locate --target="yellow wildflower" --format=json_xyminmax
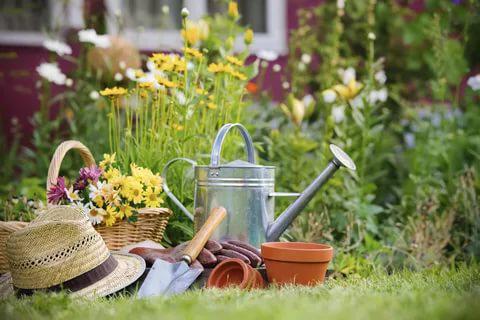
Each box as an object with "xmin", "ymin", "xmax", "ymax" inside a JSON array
[
  {"xmin": 208, "ymin": 94, "xmax": 214, "ymax": 101},
  {"xmin": 100, "ymin": 86, "xmax": 127, "ymax": 97},
  {"xmin": 228, "ymin": 1, "xmax": 239, "ymax": 19},
  {"xmin": 103, "ymin": 167, "xmax": 120, "ymax": 181},
  {"xmin": 121, "ymin": 176, "xmax": 144, "ymax": 204},
  {"xmin": 117, "ymin": 204, "xmax": 133, "ymax": 219},
  {"xmin": 196, "ymin": 88, "xmax": 207, "ymax": 95},
  {"xmin": 207, "ymin": 102, "xmax": 217, "ymax": 109},
  {"xmin": 139, "ymin": 82, "xmax": 154, "ymax": 90},
  {"xmin": 244, "ymin": 28, "xmax": 254, "ymax": 45},
  {"xmin": 181, "ymin": 20, "xmax": 209, "ymax": 45},
  {"xmin": 208, "ymin": 63, "xmax": 222, "ymax": 73},
  {"xmin": 232, "ymin": 71, "xmax": 247, "ymax": 80},
  {"xmin": 156, "ymin": 76, "xmax": 178, "ymax": 88},
  {"xmin": 93, "ymin": 194, "xmax": 104, "ymax": 208},
  {"xmin": 172, "ymin": 123, "xmax": 184, "ymax": 131},
  {"xmin": 332, "ymin": 79, "xmax": 363, "ymax": 101},
  {"xmin": 144, "ymin": 187, "xmax": 164, "ymax": 208},
  {"xmin": 226, "ymin": 56, "xmax": 243, "ymax": 67},
  {"xmin": 104, "ymin": 206, "xmax": 117, "ymax": 227},
  {"xmin": 184, "ymin": 47, "xmax": 203, "ymax": 59},
  {"xmin": 99, "ymin": 153, "xmax": 116, "ymax": 169}
]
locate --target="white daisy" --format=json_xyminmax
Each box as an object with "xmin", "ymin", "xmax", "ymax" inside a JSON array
[
  {"xmin": 43, "ymin": 39, "xmax": 72, "ymax": 56},
  {"xmin": 36, "ymin": 62, "xmax": 67, "ymax": 85}
]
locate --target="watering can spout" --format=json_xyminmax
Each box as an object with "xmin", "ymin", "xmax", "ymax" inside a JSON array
[{"xmin": 266, "ymin": 144, "xmax": 356, "ymax": 242}]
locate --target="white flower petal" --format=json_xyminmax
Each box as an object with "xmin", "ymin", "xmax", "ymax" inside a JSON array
[
  {"xmin": 43, "ymin": 39, "xmax": 72, "ymax": 56},
  {"xmin": 257, "ymin": 50, "xmax": 279, "ymax": 61},
  {"xmin": 36, "ymin": 62, "xmax": 67, "ymax": 85}
]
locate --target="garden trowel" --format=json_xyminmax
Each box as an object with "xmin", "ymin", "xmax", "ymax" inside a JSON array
[{"xmin": 137, "ymin": 207, "xmax": 227, "ymax": 297}]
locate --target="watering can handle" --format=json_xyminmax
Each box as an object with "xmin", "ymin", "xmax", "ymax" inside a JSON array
[
  {"xmin": 210, "ymin": 123, "xmax": 256, "ymax": 166},
  {"xmin": 161, "ymin": 157, "xmax": 197, "ymax": 221}
]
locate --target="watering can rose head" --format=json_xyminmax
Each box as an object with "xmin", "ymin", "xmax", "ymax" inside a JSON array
[{"xmin": 162, "ymin": 123, "xmax": 356, "ymax": 248}]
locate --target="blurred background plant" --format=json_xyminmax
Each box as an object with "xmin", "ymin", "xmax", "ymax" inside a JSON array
[
  {"xmin": 101, "ymin": 7, "xmax": 257, "ymax": 243},
  {"xmin": 249, "ymin": 0, "xmax": 480, "ymax": 274}
]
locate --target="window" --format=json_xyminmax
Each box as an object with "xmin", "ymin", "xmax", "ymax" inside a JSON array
[
  {"xmin": 0, "ymin": 0, "xmax": 83, "ymax": 46},
  {"xmin": 106, "ymin": 0, "xmax": 287, "ymax": 53}
]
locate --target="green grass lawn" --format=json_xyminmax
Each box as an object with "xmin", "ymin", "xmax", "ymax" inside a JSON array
[{"xmin": 1, "ymin": 264, "xmax": 479, "ymax": 320}]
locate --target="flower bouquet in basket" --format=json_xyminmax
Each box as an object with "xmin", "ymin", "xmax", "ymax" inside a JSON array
[{"xmin": 46, "ymin": 141, "xmax": 171, "ymax": 250}]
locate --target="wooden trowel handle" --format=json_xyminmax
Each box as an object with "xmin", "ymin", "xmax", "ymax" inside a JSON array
[{"xmin": 181, "ymin": 207, "xmax": 227, "ymax": 264}]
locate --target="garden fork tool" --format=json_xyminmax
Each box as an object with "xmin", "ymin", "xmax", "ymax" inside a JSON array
[{"xmin": 137, "ymin": 207, "xmax": 227, "ymax": 297}]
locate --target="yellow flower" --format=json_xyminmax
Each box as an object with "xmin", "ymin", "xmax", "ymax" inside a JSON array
[
  {"xmin": 207, "ymin": 102, "xmax": 217, "ymax": 109},
  {"xmin": 196, "ymin": 87, "xmax": 208, "ymax": 95},
  {"xmin": 332, "ymin": 79, "xmax": 363, "ymax": 101},
  {"xmin": 184, "ymin": 47, "xmax": 203, "ymax": 59},
  {"xmin": 104, "ymin": 206, "xmax": 117, "ymax": 227},
  {"xmin": 121, "ymin": 176, "xmax": 144, "ymax": 204},
  {"xmin": 244, "ymin": 28, "xmax": 254, "ymax": 45},
  {"xmin": 208, "ymin": 63, "xmax": 222, "ymax": 73},
  {"xmin": 181, "ymin": 19, "xmax": 209, "ymax": 45},
  {"xmin": 156, "ymin": 76, "xmax": 178, "ymax": 88},
  {"xmin": 226, "ymin": 56, "xmax": 243, "ymax": 67},
  {"xmin": 93, "ymin": 194, "xmax": 104, "ymax": 208},
  {"xmin": 228, "ymin": 1, "xmax": 239, "ymax": 19},
  {"xmin": 99, "ymin": 153, "xmax": 116, "ymax": 169},
  {"xmin": 139, "ymin": 82, "xmax": 154, "ymax": 90},
  {"xmin": 100, "ymin": 86, "xmax": 127, "ymax": 97},
  {"xmin": 117, "ymin": 204, "xmax": 133, "ymax": 219},
  {"xmin": 144, "ymin": 187, "xmax": 164, "ymax": 208},
  {"xmin": 172, "ymin": 123, "xmax": 184, "ymax": 131},
  {"xmin": 231, "ymin": 71, "xmax": 247, "ymax": 80}
]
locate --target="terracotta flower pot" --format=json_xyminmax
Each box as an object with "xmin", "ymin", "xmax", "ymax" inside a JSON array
[
  {"xmin": 261, "ymin": 242, "xmax": 333, "ymax": 286},
  {"xmin": 206, "ymin": 258, "xmax": 265, "ymax": 289}
]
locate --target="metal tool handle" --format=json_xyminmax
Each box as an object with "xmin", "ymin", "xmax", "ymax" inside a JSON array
[
  {"xmin": 162, "ymin": 157, "xmax": 197, "ymax": 221},
  {"xmin": 181, "ymin": 207, "xmax": 227, "ymax": 264},
  {"xmin": 210, "ymin": 123, "xmax": 256, "ymax": 166}
]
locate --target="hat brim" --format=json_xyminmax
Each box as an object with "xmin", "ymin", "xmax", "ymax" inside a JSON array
[{"xmin": 0, "ymin": 252, "xmax": 146, "ymax": 299}]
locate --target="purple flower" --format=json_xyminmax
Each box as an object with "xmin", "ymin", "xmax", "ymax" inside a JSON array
[
  {"xmin": 451, "ymin": 0, "xmax": 462, "ymax": 5},
  {"xmin": 47, "ymin": 177, "xmax": 68, "ymax": 204},
  {"xmin": 74, "ymin": 165, "xmax": 103, "ymax": 191}
]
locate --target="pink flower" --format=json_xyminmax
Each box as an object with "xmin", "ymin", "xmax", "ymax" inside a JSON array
[
  {"xmin": 47, "ymin": 177, "xmax": 68, "ymax": 204},
  {"xmin": 74, "ymin": 165, "xmax": 103, "ymax": 190}
]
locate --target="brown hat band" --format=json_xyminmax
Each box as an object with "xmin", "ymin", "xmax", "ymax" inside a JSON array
[{"xmin": 15, "ymin": 255, "xmax": 118, "ymax": 296}]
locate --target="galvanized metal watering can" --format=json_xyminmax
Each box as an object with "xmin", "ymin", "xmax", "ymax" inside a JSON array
[{"xmin": 162, "ymin": 123, "xmax": 356, "ymax": 248}]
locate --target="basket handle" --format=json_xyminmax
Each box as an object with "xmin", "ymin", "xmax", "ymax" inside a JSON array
[{"xmin": 46, "ymin": 140, "xmax": 96, "ymax": 200}]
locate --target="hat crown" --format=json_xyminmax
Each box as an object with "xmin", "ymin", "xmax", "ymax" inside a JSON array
[{"xmin": 6, "ymin": 206, "xmax": 110, "ymax": 289}]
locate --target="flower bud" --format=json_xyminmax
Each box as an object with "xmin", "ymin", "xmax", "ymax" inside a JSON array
[
  {"xmin": 244, "ymin": 28, "xmax": 254, "ymax": 45},
  {"xmin": 228, "ymin": 1, "xmax": 239, "ymax": 19},
  {"xmin": 181, "ymin": 8, "xmax": 189, "ymax": 18}
]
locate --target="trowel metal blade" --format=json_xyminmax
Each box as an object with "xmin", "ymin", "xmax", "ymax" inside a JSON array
[{"xmin": 137, "ymin": 258, "xmax": 199, "ymax": 298}]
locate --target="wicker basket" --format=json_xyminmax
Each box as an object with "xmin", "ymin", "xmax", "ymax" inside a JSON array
[
  {"xmin": 0, "ymin": 140, "xmax": 172, "ymax": 273},
  {"xmin": 46, "ymin": 140, "xmax": 172, "ymax": 250}
]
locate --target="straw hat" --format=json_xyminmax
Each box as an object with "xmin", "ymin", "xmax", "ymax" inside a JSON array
[{"xmin": 1, "ymin": 206, "xmax": 145, "ymax": 298}]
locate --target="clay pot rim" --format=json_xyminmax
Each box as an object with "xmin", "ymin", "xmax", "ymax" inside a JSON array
[
  {"xmin": 206, "ymin": 258, "xmax": 253, "ymax": 289},
  {"xmin": 261, "ymin": 242, "xmax": 334, "ymax": 263}
]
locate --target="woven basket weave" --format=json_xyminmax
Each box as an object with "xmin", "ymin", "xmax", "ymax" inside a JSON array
[{"xmin": 0, "ymin": 140, "xmax": 172, "ymax": 273}]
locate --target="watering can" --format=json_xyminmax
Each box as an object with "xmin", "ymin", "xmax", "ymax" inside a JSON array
[{"xmin": 162, "ymin": 123, "xmax": 356, "ymax": 248}]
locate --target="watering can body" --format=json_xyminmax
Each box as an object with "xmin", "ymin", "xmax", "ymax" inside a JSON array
[{"xmin": 163, "ymin": 123, "xmax": 356, "ymax": 248}]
